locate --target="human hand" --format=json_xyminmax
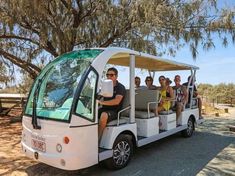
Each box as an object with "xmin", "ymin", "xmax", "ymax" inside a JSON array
[{"xmin": 98, "ymin": 100, "xmax": 103, "ymax": 105}]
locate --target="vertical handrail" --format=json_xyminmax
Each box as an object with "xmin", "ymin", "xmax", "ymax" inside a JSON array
[{"xmin": 130, "ymin": 54, "xmax": 135, "ymax": 123}]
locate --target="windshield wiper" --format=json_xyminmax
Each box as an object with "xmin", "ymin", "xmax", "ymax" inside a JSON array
[
  {"xmin": 32, "ymin": 78, "xmax": 42, "ymax": 129},
  {"xmin": 32, "ymin": 67, "xmax": 54, "ymax": 130}
]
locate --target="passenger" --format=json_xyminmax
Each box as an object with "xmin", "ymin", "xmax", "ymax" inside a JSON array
[
  {"xmin": 145, "ymin": 76, "xmax": 157, "ymax": 90},
  {"xmin": 173, "ymin": 75, "xmax": 188, "ymax": 122},
  {"xmin": 165, "ymin": 77, "xmax": 172, "ymax": 87},
  {"xmin": 98, "ymin": 67, "xmax": 126, "ymax": 141},
  {"xmin": 156, "ymin": 75, "xmax": 174, "ymax": 116},
  {"xmin": 135, "ymin": 76, "xmax": 146, "ymax": 90},
  {"xmin": 183, "ymin": 76, "xmax": 203, "ymax": 119}
]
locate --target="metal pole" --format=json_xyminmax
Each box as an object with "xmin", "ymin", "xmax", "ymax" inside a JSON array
[
  {"xmin": 188, "ymin": 69, "xmax": 196, "ymax": 108},
  {"xmin": 130, "ymin": 54, "xmax": 135, "ymax": 123}
]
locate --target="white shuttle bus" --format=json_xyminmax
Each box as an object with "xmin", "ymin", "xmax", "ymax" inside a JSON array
[{"xmin": 21, "ymin": 47, "xmax": 203, "ymax": 170}]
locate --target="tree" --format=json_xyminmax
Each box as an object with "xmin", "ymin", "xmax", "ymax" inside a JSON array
[
  {"xmin": 198, "ymin": 83, "xmax": 235, "ymax": 104},
  {"xmin": 0, "ymin": 61, "xmax": 10, "ymax": 86},
  {"xmin": 0, "ymin": 0, "xmax": 234, "ymax": 79}
]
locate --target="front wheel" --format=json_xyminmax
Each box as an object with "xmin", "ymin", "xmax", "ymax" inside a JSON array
[
  {"xmin": 104, "ymin": 134, "xmax": 133, "ymax": 170},
  {"xmin": 181, "ymin": 117, "xmax": 194, "ymax": 137}
]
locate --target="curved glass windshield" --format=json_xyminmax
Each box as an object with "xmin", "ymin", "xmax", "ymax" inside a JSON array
[{"xmin": 25, "ymin": 49, "xmax": 102, "ymax": 121}]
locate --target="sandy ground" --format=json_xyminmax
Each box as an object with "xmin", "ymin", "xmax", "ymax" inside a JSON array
[
  {"xmin": 0, "ymin": 107, "xmax": 235, "ymax": 176},
  {"xmin": 0, "ymin": 111, "xmax": 37, "ymax": 176}
]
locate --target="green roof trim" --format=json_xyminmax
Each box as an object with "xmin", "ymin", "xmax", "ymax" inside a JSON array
[{"xmin": 55, "ymin": 49, "xmax": 103, "ymax": 62}]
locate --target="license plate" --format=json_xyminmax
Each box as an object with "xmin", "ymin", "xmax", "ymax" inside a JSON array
[{"xmin": 31, "ymin": 139, "xmax": 46, "ymax": 152}]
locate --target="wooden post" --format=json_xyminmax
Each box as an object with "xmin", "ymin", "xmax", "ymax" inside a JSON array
[
  {"xmin": 224, "ymin": 108, "xmax": 229, "ymax": 113},
  {"xmin": 0, "ymin": 98, "xmax": 2, "ymax": 113}
]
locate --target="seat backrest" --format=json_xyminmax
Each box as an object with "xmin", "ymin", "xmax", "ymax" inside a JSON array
[
  {"xmin": 121, "ymin": 89, "xmax": 130, "ymax": 109},
  {"xmin": 120, "ymin": 89, "xmax": 159, "ymax": 117},
  {"xmin": 135, "ymin": 89, "xmax": 160, "ymax": 111}
]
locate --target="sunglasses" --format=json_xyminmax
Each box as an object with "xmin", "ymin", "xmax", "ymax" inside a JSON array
[{"xmin": 106, "ymin": 73, "xmax": 116, "ymax": 77}]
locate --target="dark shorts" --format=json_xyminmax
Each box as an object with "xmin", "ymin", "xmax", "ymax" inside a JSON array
[
  {"xmin": 186, "ymin": 99, "xmax": 198, "ymax": 108},
  {"xmin": 98, "ymin": 108, "xmax": 118, "ymax": 123}
]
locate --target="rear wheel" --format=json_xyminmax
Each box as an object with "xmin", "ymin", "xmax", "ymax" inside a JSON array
[
  {"xmin": 104, "ymin": 134, "xmax": 133, "ymax": 170},
  {"xmin": 182, "ymin": 117, "xmax": 194, "ymax": 137}
]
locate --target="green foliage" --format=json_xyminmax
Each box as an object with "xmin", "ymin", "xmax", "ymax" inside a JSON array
[
  {"xmin": 198, "ymin": 83, "xmax": 235, "ymax": 103},
  {"xmin": 0, "ymin": 0, "xmax": 234, "ymax": 80},
  {"xmin": 0, "ymin": 61, "xmax": 10, "ymax": 85},
  {"xmin": 18, "ymin": 73, "xmax": 34, "ymax": 94}
]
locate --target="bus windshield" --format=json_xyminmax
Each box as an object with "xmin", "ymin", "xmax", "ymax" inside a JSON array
[{"xmin": 25, "ymin": 49, "xmax": 103, "ymax": 122}]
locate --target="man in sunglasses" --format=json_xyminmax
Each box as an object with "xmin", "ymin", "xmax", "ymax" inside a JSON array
[{"xmin": 98, "ymin": 67, "xmax": 126, "ymax": 141}]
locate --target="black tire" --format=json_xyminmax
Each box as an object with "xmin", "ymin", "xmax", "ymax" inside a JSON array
[
  {"xmin": 181, "ymin": 117, "xmax": 194, "ymax": 137},
  {"xmin": 104, "ymin": 134, "xmax": 133, "ymax": 170}
]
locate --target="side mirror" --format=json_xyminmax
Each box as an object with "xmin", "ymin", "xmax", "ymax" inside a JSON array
[{"xmin": 100, "ymin": 80, "xmax": 113, "ymax": 97}]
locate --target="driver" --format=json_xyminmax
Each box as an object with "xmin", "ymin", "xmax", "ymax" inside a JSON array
[{"xmin": 98, "ymin": 67, "xmax": 126, "ymax": 141}]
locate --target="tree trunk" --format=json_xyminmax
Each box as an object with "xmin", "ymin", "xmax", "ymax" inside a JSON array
[{"xmin": 0, "ymin": 49, "xmax": 41, "ymax": 79}]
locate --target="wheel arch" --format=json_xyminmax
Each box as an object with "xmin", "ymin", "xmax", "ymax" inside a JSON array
[
  {"xmin": 100, "ymin": 124, "xmax": 137, "ymax": 149},
  {"xmin": 117, "ymin": 130, "xmax": 137, "ymax": 148}
]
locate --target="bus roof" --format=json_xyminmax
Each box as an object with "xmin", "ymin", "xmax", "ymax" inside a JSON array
[{"xmin": 101, "ymin": 47, "xmax": 199, "ymax": 71}]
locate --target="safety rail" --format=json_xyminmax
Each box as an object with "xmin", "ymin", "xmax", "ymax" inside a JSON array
[
  {"xmin": 0, "ymin": 94, "xmax": 27, "ymax": 115},
  {"xmin": 147, "ymin": 101, "xmax": 158, "ymax": 118},
  {"xmin": 117, "ymin": 106, "xmax": 131, "ymax": 126}
]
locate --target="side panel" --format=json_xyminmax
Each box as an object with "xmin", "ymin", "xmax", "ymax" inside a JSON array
[
  {"xmin": 136, "ymin": 117, "xmax": 159, "ymax": 137},
  {"xmin": 99, "ymin": 123, "xmax": 137, "ymax": 149},
  {"xmin": 159, "ymin": 113, "xmax": 176, "ymax": 130},
  {"xmin": 177, "ymin": 108, "xmax": 199, "ymax": 125},
  {"xmin": 21, "ymin": 116, "xmax": 98, "ymax": 170}
]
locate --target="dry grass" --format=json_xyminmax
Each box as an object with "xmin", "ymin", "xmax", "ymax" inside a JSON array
[
  {"xmin": 202, "ymin": 102, "xmax": 235, "ymax": 119},
  {"xmin": 202, "ymin": 102, "xmax": 226, "ymax": 117}
]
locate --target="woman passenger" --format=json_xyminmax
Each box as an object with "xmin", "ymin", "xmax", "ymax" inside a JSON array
[{"xmin": 156, "ymin": 76, "xmax": 174, "ymax": 116}]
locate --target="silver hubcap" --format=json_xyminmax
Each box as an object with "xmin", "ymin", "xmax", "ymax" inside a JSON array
[
  {"xmin": 113, "ymin": 141, "xmax": 130, "ymax": 166},
  {"xmin": 187, "ymin": 120, "xmax": 193, "ymax": 135}
]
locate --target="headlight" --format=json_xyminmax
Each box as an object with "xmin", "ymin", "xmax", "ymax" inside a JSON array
[{"xmin": 56, "ymin": 143, "xmax": 62, "ymax": 153}]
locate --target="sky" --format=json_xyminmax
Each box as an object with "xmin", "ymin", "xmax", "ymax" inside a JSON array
[
  {"xmin": 163, "ymin": 37, "xmax": 235, "ymax": 85},
  {"xmin": 117, "ymin": 0, "xmax": 235, "ymax": 87},
  {"xmin": 117, "ymin": 36, "xmax": 235, "ymax": 88}
]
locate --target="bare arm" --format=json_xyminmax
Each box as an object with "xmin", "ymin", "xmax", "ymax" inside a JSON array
[
  {"xmin": 168, "ymin": 87, "xmax": 175, "ymax": 101},
  {"xmin": 98, "ymin": 95, "xmax": 123, "ymax": 106},
  {"xmin": 183, "ymin": 86, "xmax": 188, "ymax": 105}
]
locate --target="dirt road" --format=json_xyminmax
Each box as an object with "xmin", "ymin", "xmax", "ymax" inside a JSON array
[{"xmin": 0, "ymin": 107, "xmax": 235, "ymax": 176}]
